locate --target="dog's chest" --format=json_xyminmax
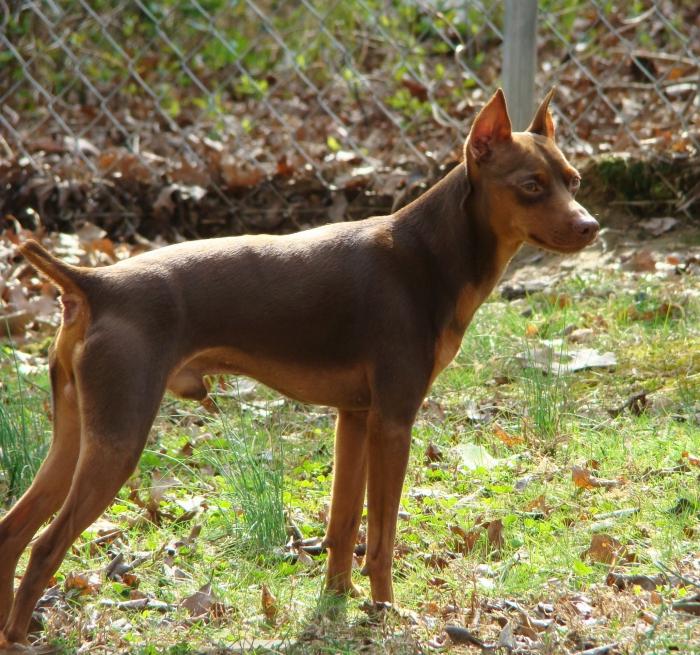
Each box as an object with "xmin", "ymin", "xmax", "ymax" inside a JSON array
[
  {"xmin": 432, "ymin": 328, "xmax": 463, "ymax": 381},
  {"xmin": 431, "ymin": 285, "xmax": 483, "ymax": 382}
]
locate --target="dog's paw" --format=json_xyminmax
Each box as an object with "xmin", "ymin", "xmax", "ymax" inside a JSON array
[
  {"xmin": 323, "ymin": 579, "xmax": 362, "ymax": 599},
  {"xmin": 359, "ymin": 600, "xmax": 419, "ymax": 626},
  {"xmin": 0, "ymin": 637, "xmax": 33, "ymax": 654}
]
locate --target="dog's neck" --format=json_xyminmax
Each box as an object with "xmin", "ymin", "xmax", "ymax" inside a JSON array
[{"xmin": 393, "ymin": 163, "xmax": 522, "ymax": 330}]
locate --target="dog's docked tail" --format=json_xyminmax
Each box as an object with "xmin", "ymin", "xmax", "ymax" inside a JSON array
[{"xmin": 18, "ymin": 240, "xmax": 91, "ymax": 295}]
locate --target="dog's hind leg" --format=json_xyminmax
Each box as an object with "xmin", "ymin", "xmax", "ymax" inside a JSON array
[
  {"xmin": 0, "ymin": 357, "xmax": 81, "ymax": 628},
  {"xmin": 323, "ymin": 410, "xmax": 368, "ymax": 596},
  {"xmin": 0, "ymin": 331, "xmax": 168, "ymax": 645}
]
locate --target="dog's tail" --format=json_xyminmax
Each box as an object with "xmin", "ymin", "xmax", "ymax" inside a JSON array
[{"xmin": 18, "ymin": 240, "xmax": 92, "ymax": 295}]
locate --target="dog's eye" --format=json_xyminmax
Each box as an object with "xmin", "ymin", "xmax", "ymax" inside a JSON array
[
  {"xmin": 570, "ymin": 177, "xmax": 581, "ymax": 193},
  {"xmin": 521, "ymin": 181, "xmax": 541, "ymax": 194}
]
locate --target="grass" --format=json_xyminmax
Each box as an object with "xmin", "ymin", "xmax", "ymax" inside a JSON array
[
  {"xmin": 0, "ymin": 341, "xmax": 48, "ymax": 502},
  {"xmin": 1, "ymin": 250, "xmax": 699, "ymax": 653},
  {"xmin": 204, "ymin": 396, "xmax": 287, "ymax": 555},
  {"xmin": 519, "ymin": 336, "xmax": 569, "ymax": 444}
]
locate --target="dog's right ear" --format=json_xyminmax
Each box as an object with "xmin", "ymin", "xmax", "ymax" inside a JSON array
[{"xmin": 465, "ymin": 89, "xmax": 512, "ymax": 163}]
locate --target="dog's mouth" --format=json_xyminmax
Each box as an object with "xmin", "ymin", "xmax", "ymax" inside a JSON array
[{"xmin": 528, "ymin": 232, "xmax": 594, "ymax": 254}]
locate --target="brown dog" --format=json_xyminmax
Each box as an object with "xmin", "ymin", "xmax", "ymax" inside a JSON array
[{"xmin": 0, "ymin": 89, "xmax": 597, "ymax": 647}]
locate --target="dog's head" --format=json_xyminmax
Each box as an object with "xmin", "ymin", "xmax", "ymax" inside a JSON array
[{"xmin": 464, "ymin": 89, "xmax": 599, "ymax": 254}]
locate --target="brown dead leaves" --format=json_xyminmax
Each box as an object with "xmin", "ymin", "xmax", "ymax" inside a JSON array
[
  {"xmin": 180, "ymin": 583, "xmax": 227, "ymax": 622},
  {"xmin": 493, "ymin": 423, "xmax": 524, "ymax": 448},
  {"xmin": 606, "ymin": 572, "xmax": 666, "ymax": 591},
  {"xmin": 424, "ymin": 441, "xmax": 444, "ymax": 463},
  {"xmin": 572, "ymin": 466, "xmax": 622, "ymax": 490},
  {"xmin": 449, "ymin": 524, "xmax": 481, "ymax": 555},
  {"xmin": 450, "ymin": 518, "xmax": 504, "ymax": 556},
  {"xmin": 64, "ymin": 571, "xmax": 101, "ymax": 597},
  {"xmin": 582, "ymin": 534, "xmax": 634, "ymax": 565},
  {"xmin": 524, "ymin": 494, "xmax": 553, "ymax": 516},
  {"xmin": 261, "ymin": 584, "xmax": 279, "ymax": 624}
]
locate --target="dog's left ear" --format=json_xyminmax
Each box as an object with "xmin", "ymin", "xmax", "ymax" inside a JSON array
[{"xmin": 528, "ymin": 88, "xmax": 556, "ymax": 139}]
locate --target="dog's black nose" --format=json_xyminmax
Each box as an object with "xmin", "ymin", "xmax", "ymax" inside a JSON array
[
  {"xmin": 573, "ymin": 211, "xmax": 599, "ymax": 239},
  {"xmin": 577, "ymin": 217, "xmax": 599, "ymax": 237}
]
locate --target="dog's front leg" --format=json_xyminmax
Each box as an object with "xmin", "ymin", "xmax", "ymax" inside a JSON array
[
  {"xmin": 323, "ymin": 410, "xmax": 368, "ymax": 596},
  {"xmin": 363, "ymin": 411, "xmax": 414, "ymax": 603}
]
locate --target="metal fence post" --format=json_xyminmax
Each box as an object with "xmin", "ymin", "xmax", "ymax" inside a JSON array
[{"xmin": 502, "ymin": 0, "xmax": 538, "ymax": 130}]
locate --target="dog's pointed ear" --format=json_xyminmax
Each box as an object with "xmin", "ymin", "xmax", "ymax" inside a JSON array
[
  {"xmin": 528, "ymin": 88, "xmax": 556, "ymax": 139},
  {"xmin": 466, "ymin": 88, "xmax": 512, "ymax": 162}
]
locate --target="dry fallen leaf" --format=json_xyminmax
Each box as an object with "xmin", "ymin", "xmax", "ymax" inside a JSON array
[
  {"xmin": 625, "ymin": 249, "xmax": 657, "ymax": 272},
  {"xmin": 626, "ymin": 302, "xmax": 683, "ymax": 322},
  {"xmin": 89, "ymin": 237, "xmax": 117, "ymax": 262},
  {"xmin": 449, "ymin": 524, "xmax": 480, "ymax": 554},
  {"xmin": 181, "ymin": 583, "xmax": 217, "ymax": 618},
  {"xmin": 681, "ymin": 451, "xmax": 700, "ymax": 468},
  {"xmin": 261, "ymin": 584, "xmax": 278, "ymax": 623},
  {"xmin": 486, "ymin": 518, "xmax": 504, "ymax": 552},
  {"xmin": 572, "ymin": 466, "xmax": 620, "ymax": 490},
  {"xmin": 276, "ymin": 155, "xmax": 295, "ymax": 177},
  {"xmin": 493, "ymin": 423, "xmax": 524, "ymax": 447},
  {"xmin": 572, "ymin": 466, "xmax": 597, "ymax": 489},
  {"xmin": 545, "ymin": 293, "xmax": 572, "ymax": 308},
  {"xmin": 122, "ymin": 572, "xmax": 140, "ymax": 588},
  {"xmin": 0, "ymin": 310, "xmax": 32, "ymax": 337},
  {"xmin": 606, "ymin": 572, "xmax": 665, "ymax": 591},
  {"xmin": 525, "ymin": 494, "xmax": 551, "ymax": 514},
  {"xmin": 421, "ymin": 552, "xmax": 452, "ymax": 570},
  {"xmin": 451, "ymin": 443, "xmax": 500, "ymax": 471},
  {"xmin": 220, "ymin": 161, "xmax": 264, "ymax": 189},
  {"xmin": 400, "ymin": 76, "xmax": 428, "ymax": 101},
  {"xmin": 445, "ymin": 624, "xmax": 485, "ymax": 647},
  {"xmin": 583, "ymin": 534, "xmax": 630, "ymax": 564},
  {"xmin": 64, "ymin": 571, "xmax": 100, "ymax": 596},
  {"xmin": 424, "ymin": 442, "xmax": 443, "ymax": 463},
  {"xmin": 639, "ymin": 216, "xmax": 679, "ymax": 237},
  {"xmin": 517, "ymin": 344, "xmax": 617, "ymax": 374}
]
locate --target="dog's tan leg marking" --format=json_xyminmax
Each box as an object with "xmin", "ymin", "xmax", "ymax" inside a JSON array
[{"xmin": 323, "ymin": 410, "xmax": 368, "ymax": 596}]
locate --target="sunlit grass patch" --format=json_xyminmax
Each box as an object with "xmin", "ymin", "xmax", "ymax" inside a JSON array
[
  {"xmin": 0, "ymin": 342, "xmax": 49, "ymax": 501},
  {"xmin": 204, "ymin": 403, "xmax": 287, "ymax": 556}
]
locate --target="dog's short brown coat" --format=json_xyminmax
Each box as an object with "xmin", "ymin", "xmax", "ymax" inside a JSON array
[{"xmin": 0, "ymin": 89, "xmax": 598, "ymax": 647}]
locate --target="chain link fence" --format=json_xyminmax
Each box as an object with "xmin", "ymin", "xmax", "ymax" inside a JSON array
[{"xmin": 1, "ymin": 0, "xmax": 698, "ymax": 240}]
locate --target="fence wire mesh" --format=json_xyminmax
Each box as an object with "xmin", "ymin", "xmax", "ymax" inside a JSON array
[{"xmin": 1, "ymin": 0, "xmax": 698, "ymax": 239}]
